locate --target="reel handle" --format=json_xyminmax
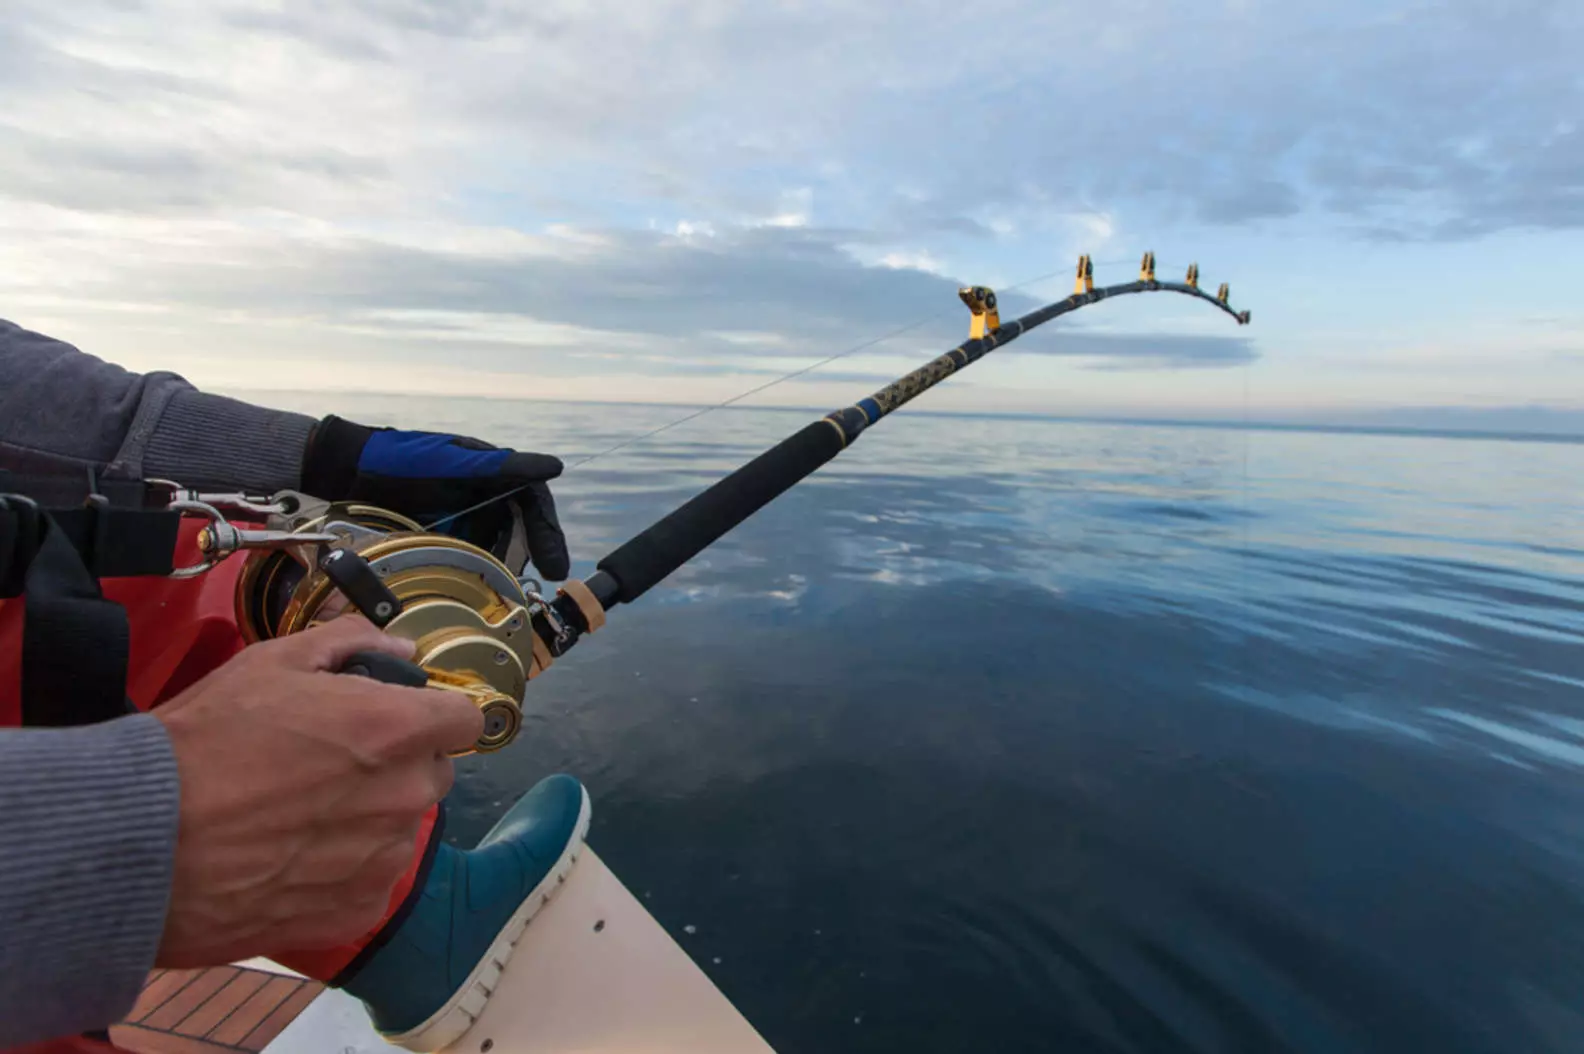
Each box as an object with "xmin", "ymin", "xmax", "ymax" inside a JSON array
[
  {"xmin": 339, "ymin": 650, "xmax": 430, "ymax": 687},
  {"xmin": 338, "ymin": 649, "xmax": 517, "ymax": 757}
]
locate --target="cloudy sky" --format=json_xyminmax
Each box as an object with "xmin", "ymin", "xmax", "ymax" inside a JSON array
[{"xmin": 2, "ymin": 0, "xmax": 1581, "ymax": 424}]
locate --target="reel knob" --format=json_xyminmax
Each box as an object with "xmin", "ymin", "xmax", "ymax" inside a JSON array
[
  {"xmin": 476, "ymin": 695, "xmax": 523, "ymax": 752},
  {"xmin": 339, "ymin": 649, "xmax": 524, "ymax": 755}
]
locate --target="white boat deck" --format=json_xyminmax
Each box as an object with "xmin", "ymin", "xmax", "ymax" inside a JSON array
[{"xmin": 109, "ymin": 849, "xmax": 775, "ymax": 1054}]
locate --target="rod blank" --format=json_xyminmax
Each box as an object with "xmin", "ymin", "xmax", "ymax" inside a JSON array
[{"xmin": 589, "ymin": 274, "xmax": 1249, "ymax": 606}]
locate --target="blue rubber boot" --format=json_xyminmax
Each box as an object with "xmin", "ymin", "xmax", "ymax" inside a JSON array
[{"xmin": 339, "ymin": 773, "xmax": 592, "ymax": 1051}]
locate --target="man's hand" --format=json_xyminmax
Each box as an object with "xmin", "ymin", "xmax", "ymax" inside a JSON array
[
  {"xmin": 300, "ymin": 415, "xmax": 570, "ymax": 580},
  {"xmin": 153, "ymin": 617, "xmax": 484, "ymax": 967}
]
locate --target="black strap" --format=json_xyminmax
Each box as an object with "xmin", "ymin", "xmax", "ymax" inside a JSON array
[
  {"xmin": 45, "ymin": 504, "xmax": 178, "ymax": 579},
  {"xmin": 1, "ymin": 474, "xmax": 180, "ymax": 598},
  {"xmin": 0, "ymin": 495, "xmax": 31, "ymax": 598},
  {"xmin": 17, "ymin": 509, "xmax": 135, "ymax": 727},
  {"xmin": 0, "ymin": 471, "xmax": 158, "ymax": 509},
  {"xmin": 1, "ymin": 471, "xmax": 183, "ymax": 727}
]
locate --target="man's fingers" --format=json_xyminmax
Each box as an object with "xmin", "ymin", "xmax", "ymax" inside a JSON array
[
  {"xmin": 421, "ymin": 689, "xmax": 488, "ymax": 755},
  {"xmin": 517, "ymin": 482, "xmax": 570, "ymax": 581},
  {"xmin": 275, "ymin": 615, "xmax": 417, "ymax": 672},
  {"xmin": 429, "ymin": 750, "xmax": 457, "ymax": 803},
  {"xmin": 273, "ymin": 618, "xmax": 485, "ymax": 755},
  {"xmin": 365, "ymin": 682, "xmax": 488, "ymax": 757}
]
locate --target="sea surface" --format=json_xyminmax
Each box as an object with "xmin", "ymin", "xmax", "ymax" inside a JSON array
[{"xmin": 252, "ymin": 392, "xmax": 1584, "ymax": 1053}]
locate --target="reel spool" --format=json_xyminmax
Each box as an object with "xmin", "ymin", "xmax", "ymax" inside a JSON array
[{"xmin": 235, "ymin": 501, "xmax": 550, "ymax": 754}]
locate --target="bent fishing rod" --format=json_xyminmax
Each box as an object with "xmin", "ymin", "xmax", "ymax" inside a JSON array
[
  {"xmin": 156, "ymin": 252, "xmax": 1250, "ymax": 752},
  {"xmin": 548, "ymin": 252, "xmax": 1249, "ymax": 633}
]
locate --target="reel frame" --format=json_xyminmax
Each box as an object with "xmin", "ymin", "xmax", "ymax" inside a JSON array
[{"xmin": 234, "ymin": 500, "xmax": 554, "ymax": 755}]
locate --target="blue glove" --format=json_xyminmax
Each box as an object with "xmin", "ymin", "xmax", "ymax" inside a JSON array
[{"xmin": 300, "ymin": 415, "xmax": 569, "ymax": 580}]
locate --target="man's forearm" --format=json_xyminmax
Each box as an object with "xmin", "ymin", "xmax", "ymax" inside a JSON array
[
  {"xmin": 142, "ymin": 388, "xmax": 318, "ymax": 494},
  {"xmin": 0, "ymin": 318, "xmax": 317, "ymax": 493},
  {"xmin": 0, "ymin": 714, "xmax": 181, "ymax": 1046}
]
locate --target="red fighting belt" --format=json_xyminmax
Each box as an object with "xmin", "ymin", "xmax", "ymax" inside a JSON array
[{"xmin": 0, "ymin": 517, "xmax": 437, "ymax": 1044}]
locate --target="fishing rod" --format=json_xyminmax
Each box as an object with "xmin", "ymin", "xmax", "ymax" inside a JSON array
[
  {"xmin": 545, "ymin": 253, "xmax": 1249, "ymax": 631},
  {"xmin": 199, "ymin": 252, "xmax": 1249, "ymax": 752}
]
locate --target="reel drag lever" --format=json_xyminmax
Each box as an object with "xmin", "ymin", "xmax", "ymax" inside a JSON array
[{"xmin": 319, "ymin": 548, "xmax": 403, "ymax": 628}]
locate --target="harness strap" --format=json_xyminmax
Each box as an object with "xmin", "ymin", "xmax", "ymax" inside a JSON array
[
  {"xmin": 18, "ymin": 511, "xmax": 134, "ymax": 726},
  {"xmin": 1, "ymin": 473, "xmax": 179, "ymax": 598},
  {"xmin": 1, "ymin": 471, "xmax": 184, "ymax": 727}
]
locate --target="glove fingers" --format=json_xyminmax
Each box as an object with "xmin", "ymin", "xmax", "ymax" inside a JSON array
[
  {"xmin": 501, "ymin": 450, "xmax": 565, "ymax": 481},
  {"xmin": 516, "ymin": 481, "xmax": 570, "ymax": 582},
  {"xmin": 502, "ymin": 502, "xmax": 532, "ymax": 581}
]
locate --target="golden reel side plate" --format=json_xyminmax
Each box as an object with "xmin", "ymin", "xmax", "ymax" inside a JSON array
[{"xmin": 236, "ymin": 505, "xmax": 545, "ymax": 754}]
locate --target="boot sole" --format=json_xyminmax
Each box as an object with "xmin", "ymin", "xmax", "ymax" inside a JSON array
[{"xmin": 385, "ymin": 783, "xmax": 593, "ymax": 1052}]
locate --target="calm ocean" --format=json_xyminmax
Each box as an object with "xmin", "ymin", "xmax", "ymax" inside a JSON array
[{"xmin": 247, "ymin": 392, "xmax": 1584, "ymax": 1053}]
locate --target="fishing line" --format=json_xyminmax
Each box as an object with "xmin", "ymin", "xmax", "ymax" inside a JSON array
[
  {"xmin": 422, "ymin": 257, "xmax": 1157, "ymax": 531},
  {"xmin": 555, "ymin": 257, "xmax": 1160, "ymax": 473},
  {"xmin": 560, "ymin": 311, "xmax": 950, "ymax": 471}
]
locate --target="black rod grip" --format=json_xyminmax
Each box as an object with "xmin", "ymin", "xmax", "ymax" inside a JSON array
[
  {"xmin": 596, "ymin": 420, "xmax": 846, "ymax": 604},
  {"xmin": 582, "ymin": 570, "xmax": 621, "ymax": 610}
]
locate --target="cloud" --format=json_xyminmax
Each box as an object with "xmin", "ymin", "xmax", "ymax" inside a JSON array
[
  {"xmin": 37, "ymin": 218, "xmax": 1250, "ymax": 371},
  {"xmin": 878, "ymin": 250, "xmax": 944, "ymax": 274},
  {"xmin": 4, "ymin": 0, "xmax": 1579, "ymax": 239},
  {"xmin": 1013, "ymin": 332, "xmax": 1258, "ymax": 370},
  {"xmin": 0, "ymin": 125, "xmax": 389, "ymax": 214},
  {"xmin": 0, "ymin": 20, "xmax": 222, "ymax": 100},
  {"xmin": 83, "ymin": 225, "xmax": 964, "ymax": 339},
  {"xmin": 2, "ymin": 0, "xmax": 1578, "ymax": 412}
]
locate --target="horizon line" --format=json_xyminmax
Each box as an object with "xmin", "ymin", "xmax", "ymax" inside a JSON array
[{"xmin": 221, "ymin": 387, "xmax": 1584, "ymax": 447}]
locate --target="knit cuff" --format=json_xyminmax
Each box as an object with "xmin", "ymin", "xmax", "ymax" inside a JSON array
[{"xmin": 141, "ymin": 389, "xmax": 317, "ymax": 494}]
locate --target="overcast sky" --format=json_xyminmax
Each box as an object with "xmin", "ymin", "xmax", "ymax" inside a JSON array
[{"xmin": 2, "ymin": 0, "xmax": 1581, "ymax": 422}]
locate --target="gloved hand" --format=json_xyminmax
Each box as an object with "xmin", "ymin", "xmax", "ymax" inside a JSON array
[{"xmin": 300, "ymin": 415, "xmax": 570, "ymax": 581}]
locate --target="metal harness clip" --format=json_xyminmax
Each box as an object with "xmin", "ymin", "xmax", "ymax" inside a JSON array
[
  {"xmin": 147, "ymin": 480, "xmax": 292, "ymax": 518},
  {"xmin": 165, "ymin": 497, "xmax": 337, "ymax": 578}
]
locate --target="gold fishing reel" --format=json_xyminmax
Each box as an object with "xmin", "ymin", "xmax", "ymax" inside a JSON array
[{"xmin": 234, "ymin": 499, "xmax": 553, "ymax": 754}]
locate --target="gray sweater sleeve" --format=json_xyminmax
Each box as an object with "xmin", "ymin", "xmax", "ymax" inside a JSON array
[
  {"xmin": 0, "ymin": 319, "xmax": 314, "ymax": 1042},
  {"xmin": 0, "ymin": 714, "xmax": 181, "ymax": 1046},
  {"xmin": 0, "ymin": 317, "xmax": 318, "ymax": 493}
]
